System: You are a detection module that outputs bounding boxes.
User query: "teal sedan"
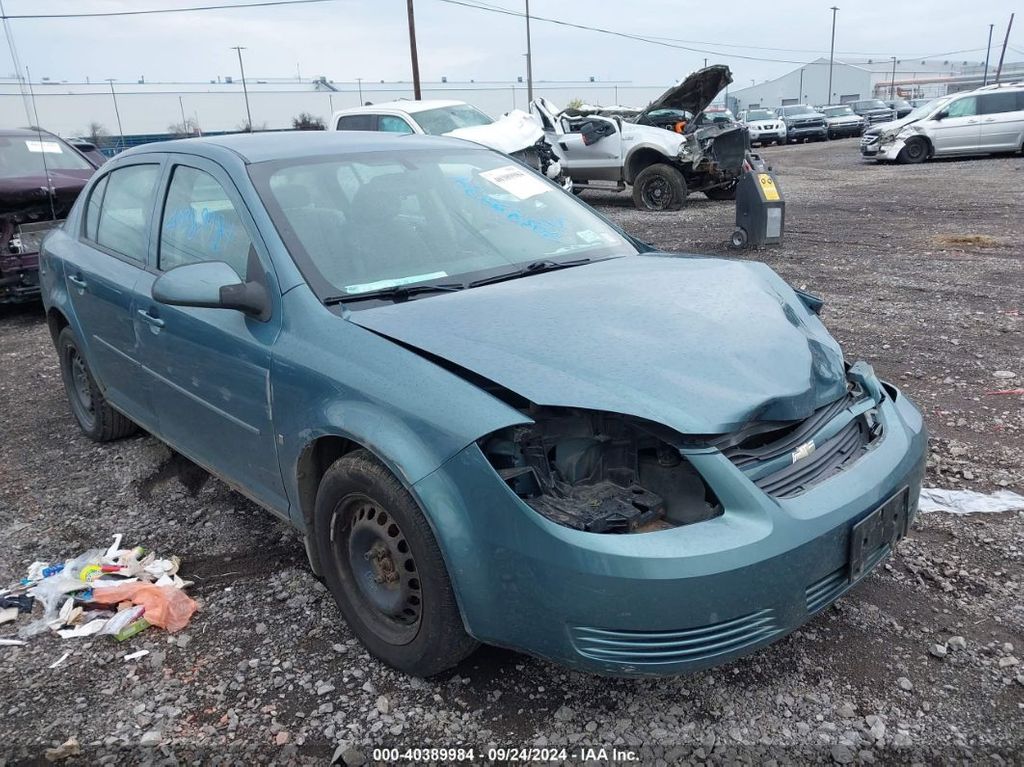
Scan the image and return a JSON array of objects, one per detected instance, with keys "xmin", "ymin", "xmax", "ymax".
[{"xmin": 39, "ymin": 132, "xmax": 927, "ymax": 677}]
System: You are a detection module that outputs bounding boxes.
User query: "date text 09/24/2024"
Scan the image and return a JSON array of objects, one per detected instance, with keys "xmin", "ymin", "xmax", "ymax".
[{"xmin": 372, "ymin": 747, "xmax": 640, "ymax": 762}]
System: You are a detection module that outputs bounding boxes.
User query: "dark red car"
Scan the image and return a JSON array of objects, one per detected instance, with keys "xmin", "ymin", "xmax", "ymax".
[{"xmin": 1, "ymin": 129, "xmax": 100, "ymax": 304}]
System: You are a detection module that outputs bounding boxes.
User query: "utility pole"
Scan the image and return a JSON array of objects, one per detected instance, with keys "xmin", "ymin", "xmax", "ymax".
[
  {"xmin": 798, "ymin": 68, "xmax": 804, "ymax": 102},
  {"xmin": 178, "ymin": 95, "xmax": 188, "ymax": 133},
  {"xmin": 406, "ymin": 0, "xmax": 421, "ymax": 100},
  {"xmin": 889, "ymin": 56, "xmax": 897, "ymax": 99},
  {"xmin": 230, "ymin": 46, "xmax": 253, "ymax": 131},
  {"xmin": 525, "ymin": 0, "xmax": 534, "ymax": 102},
  {"xmin": 827, "ymin": 6, "xmax": 839, "ymax": 106},
  {"xmin": 105, "ymin": 79, "xmax": 124, "ymax": 152},
  {"xmin": 994, "ymin": 13, "xmax": 1014, "ymax": 84},
  {"xmin": 983, "ymin": 23, "xmax": 994, "ymax": 86},
  {"xmin": 356, "ymin": 77, "xmax": 363, "ymax": 104}
]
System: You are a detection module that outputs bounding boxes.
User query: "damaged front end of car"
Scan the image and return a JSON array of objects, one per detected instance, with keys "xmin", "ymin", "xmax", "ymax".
[{"xmin": 478, "ymin": 362, "xmax": 890, "ymax": 536}]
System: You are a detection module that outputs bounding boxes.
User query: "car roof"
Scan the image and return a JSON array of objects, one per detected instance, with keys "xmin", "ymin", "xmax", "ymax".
[
  {"xmin": 117, "ymin": 130, "xmax": 475, "ymax": 164},
  {"xmin": 334, "ymin": 99, "xmax": 467, "ymax": 115},
  {"xmin": 0, "ymin": 127, "xmax": 65, "ymax": 139}
]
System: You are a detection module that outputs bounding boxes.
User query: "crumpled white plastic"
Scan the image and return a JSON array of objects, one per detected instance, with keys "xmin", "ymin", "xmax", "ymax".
[{"xmin": 919, "ymin": 487, "xmax": 1024, "ymax": 515}]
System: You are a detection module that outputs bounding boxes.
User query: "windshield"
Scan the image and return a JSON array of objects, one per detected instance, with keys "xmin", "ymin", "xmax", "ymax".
[
  {"xmin": 822, "ymin": 106, "xmax": 854, "ymax": 117},
  {"xmin": 251, "ymin": 147, "xmax": 637, "ymax": 301},
  {"xmin": 782, "ymin": 106, "xmax": 815, "ymax": 115},
  {"xmin": 910, "ymin": 97, "xmax": 950, "ymax": 120},
  {"xmin": 744, "ymin": 109, "xmax": 774, "ymax": 120},
  {"xmin": 413, "ymin": 105, "xmax": 493, "ymax": 135},
  {"xmin": 854, "ymin": 100, "xmax": 888, "ymax": 110},
  {"xmin": 0, "ymin": 135, "xmax": 93, "ymax": 179}
]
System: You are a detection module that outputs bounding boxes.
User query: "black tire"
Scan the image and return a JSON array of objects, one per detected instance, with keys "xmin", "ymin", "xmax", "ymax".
[
  {"xmin": 730, "ymin": 228, "xmax": 748, "ymax": 248},
  {"xmin": 705, "ymin": 182, "xmax": 737, "ymax": 201},
  {"xmin": 632, "ymin": 163, "xmax": 687, "ymax": 211},
  {"xmin": 57, "ymin": 327, "xmax": 137, "ymax": 442},
  {"xmin": 897, "ymin": 137, "xmax": 929, "ymax": 164},
  {"xmin": 571, "ymin": 185, "xmax": 585, "ymax": 196},
  {"xmin": 314, "ymin": 450, "xmax": 478, "ymax": 677}
]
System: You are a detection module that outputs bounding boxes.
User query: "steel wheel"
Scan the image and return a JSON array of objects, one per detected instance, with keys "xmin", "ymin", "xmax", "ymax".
[
  {"xmin": 334, "ymin": 494, "xmax": 421, "ymax": 645},
  {"xmin": 66, "ymin": 345, "xmax": 96, "ymax": 431}
]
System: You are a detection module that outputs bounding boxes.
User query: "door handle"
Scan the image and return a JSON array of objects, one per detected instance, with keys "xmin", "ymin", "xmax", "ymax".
[
  {"xmin": 983, "ymin": 118, "xmax": 996, "ymax": 122},
  {"xmin": 967, "ymin": 119, "xmax": 978, "ymax": 124},
  {"xmin": 67, "ymin": 274, "xmax": 87, "ymax": 290},
  {"xmin": 136, "ymin": 308, "xmax": 165, "ymax": 330}
]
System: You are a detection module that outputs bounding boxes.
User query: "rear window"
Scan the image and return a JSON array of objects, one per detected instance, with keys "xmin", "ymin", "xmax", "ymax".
[
  {"xmin": 979, "ymin": 92, "xmax": 1020, "ymax": 115},
  {"xmin": 0, "ymin": 135, "xmax": 93, "ymax": 179},
  {"xmin": 336, "ymin": 114, "xmax": 377, "ymax": 131}
]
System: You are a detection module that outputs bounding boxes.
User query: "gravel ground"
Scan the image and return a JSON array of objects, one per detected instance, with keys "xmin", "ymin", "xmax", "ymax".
[{"xmin": 1, "ymin": 140, "xmax": 1022, "ymax": 764}]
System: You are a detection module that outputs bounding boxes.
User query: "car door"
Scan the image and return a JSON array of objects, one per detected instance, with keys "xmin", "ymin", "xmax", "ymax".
[
  {"xmin": 134, "ymin": 156, "xmax": 287, "ymax": 511},
  {"xmin": 553, "ymin": 116, "xmax": 623, "ymax": 181},
  {"xmin": 378, "ymin": 114, "xmax": 415, "ymax": 134},
  {"xmin": 67, "ymin": 160, "xmax": 163, "ymax": 426},
  {"xmin": 976, "ymin": 92, "xmax": 1024, "ymax": 151},
  {"xmin": 929, "ymin": 95, "xmax": 981, "ymax": 155}
]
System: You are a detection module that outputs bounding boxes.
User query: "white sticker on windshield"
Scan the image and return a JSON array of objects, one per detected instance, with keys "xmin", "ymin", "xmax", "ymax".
[
  {"xmin": 25, "ymin": 140, "xmax": 63, "ymax": 154},
  {"xmin": 576, "ymin": 230, "xmax": 603, "ymax": 244},
  {"xmin": 344, "ymin": 271, "xmax": 448, "ymax": 294},
  {"xmin": 479, "ymin": 165, "xmax": 550, "ymax": 200}
]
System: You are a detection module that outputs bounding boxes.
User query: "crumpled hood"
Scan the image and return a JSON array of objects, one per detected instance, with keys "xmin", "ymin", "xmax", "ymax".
[
  {"xmin": 445, "ymin": 109, "xmax": 545, "ymax": 154},
  {"xmin": 0, "ymin": 169, "xmax": 93, "ymax": 223},
  {"xmin": 636, "ymin": 65, "xmax": 733, "ymax": 126},
  {"xmin": 348, "ymin": 255, "xmax": 848, "ymax": 436}
]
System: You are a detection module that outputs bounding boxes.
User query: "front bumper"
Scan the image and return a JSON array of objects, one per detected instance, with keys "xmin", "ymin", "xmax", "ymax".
[
  {"xmin": 748, "ymin": 129, "xmax": 786, "ymax": 143},
  {"xmin": 828, "ymin": 122, "xmax": 864, "ymax": 137},
  {"xmin": 415, "ymin": 382, "xmax": 928, "ymax": 676},
  {"xmin": 860, "ymin": 135, "xmax": 904, "ymax": 160},
  {"xmin": 0, "ymin": 251, "xmax": 41, "ymax": 304},
  {"xmin": 786, "ymin": 124, "xmax": 828, "ymax": 140}
]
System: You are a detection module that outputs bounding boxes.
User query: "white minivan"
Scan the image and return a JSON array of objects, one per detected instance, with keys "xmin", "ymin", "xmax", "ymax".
[{"xmin": 860, "ymin": 81, "xmax": 1024, "ymax": 163}]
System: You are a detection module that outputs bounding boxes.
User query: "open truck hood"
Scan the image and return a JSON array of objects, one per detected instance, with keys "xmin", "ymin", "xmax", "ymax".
[
  {"xmin": 636, "ymin": 65, "xmax": 733, "ymax": 126},
  {"xmin": 348, "ymin": 255, "xmax": 847, "ymax": 436}
]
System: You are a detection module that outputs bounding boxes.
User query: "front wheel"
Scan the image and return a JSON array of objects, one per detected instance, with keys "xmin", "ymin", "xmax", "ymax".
[
  {"xmin": 632, "ymin": 163, "xmax": 687, "ymax": 211},
  {"xmin": 314, "ymin": 450, "xmax": 478, "ymax": 677},
  {"xmin": 897, "ymin": 137, "xmax": 929, "ymax": 164},
  {"xmin": 57, "ymin": 327, "xmax": 137, "ymax": 442}
]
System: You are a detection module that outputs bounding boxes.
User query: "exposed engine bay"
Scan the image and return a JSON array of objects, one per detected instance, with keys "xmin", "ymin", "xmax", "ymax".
[{"xmin": 482, "ymin": 409, "xmax": 722, "ymax": 534}]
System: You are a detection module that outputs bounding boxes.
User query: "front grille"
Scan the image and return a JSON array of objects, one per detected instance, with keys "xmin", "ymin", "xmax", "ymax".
[
  {"xmin": 570, "ymin": 609, "xmax": 779, "ymax": 666},
  {"xmin": 805, "ymin": 567, "xmax": 848, "ymax": 613},
  {"xmin": 721, "ymin": 388, "xmax": 880, "ymax": 499}
]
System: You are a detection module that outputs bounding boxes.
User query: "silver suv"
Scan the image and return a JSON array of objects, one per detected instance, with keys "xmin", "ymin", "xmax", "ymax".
[{"xmin": 860, "ymin": 81, "xmax": 1024, "ymax": 163}]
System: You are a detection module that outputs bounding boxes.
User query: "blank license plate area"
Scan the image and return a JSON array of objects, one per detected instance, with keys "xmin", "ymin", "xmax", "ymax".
[{"xmin": 849, "ymin": 488, "xmax": 909, "ymax": 580}]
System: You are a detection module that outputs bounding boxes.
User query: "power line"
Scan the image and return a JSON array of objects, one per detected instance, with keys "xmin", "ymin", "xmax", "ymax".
[{"xmin": 0, "ymin": 0, "xmax": 336, "ymax": 19}]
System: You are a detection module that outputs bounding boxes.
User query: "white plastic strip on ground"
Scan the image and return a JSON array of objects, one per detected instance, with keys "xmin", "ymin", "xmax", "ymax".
[{"xmin": 919, "ymin": 487, "xmax": 1024, "ymax": 515}]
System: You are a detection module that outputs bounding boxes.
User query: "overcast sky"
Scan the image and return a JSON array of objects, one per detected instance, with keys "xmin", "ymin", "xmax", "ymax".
[{"xmin": 3, "ymin": 0, "xmax": 1021, "ymax": 88}]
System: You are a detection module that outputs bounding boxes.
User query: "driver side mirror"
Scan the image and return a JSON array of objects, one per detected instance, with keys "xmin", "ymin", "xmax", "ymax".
[
  {"xmin": 152, "ymin": 261, "xmax": 270, "ymax": 321},
  {"xmin": 933, "ymin": 110, "xmax": 948, "ymax": 121}
]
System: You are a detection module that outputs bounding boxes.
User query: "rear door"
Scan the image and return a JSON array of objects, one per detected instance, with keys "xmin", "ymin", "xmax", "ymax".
[
  {"xmin": 67, "ymin": 160, "xmax": 163, "ymax": 425},
  {"xmin": 929, "ymin": 96, "xmax": 981, "ymax": 155},
  {"xmin": 977, "ymin": 91, "xmax": 1024, "ymax": 151},
  {"xmin": 134, "ymin": 156, "xmax": 287, "ymax": 510}
]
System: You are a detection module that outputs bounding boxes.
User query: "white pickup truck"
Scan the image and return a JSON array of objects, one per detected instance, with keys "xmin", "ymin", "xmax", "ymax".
[{"xmin": 531, "ymin": 66, "xmax": 749, "ymax": 210}]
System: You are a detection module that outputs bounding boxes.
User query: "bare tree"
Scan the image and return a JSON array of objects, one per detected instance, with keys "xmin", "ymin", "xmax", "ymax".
[
  {"xmin": 167, "ymin": 117, "xmax": 201, "ymax": 137},
  {"xmin": 235, "ymin": 120, "xmax": 268, "ymax": 133},
  {"xmin": 291, "ymin": 112, "xmax": 325, "ymax": 130},
  {"xmin": 85, "ymin": 121, "xmax": 108, "ymax": 144}
]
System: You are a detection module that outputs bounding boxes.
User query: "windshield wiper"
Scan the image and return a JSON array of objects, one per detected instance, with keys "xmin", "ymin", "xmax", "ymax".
[
  {"xmin": 324, "ymin": 282, "xmax": 464, "ymax": 305},
  {"xmin": 468, "ymin": 258, "xmax": 593, "ymax": 289}
]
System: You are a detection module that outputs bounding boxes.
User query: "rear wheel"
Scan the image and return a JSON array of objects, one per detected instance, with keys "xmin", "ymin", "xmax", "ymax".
[
  {"xmin": 314, "ymin": 450, "xmax": 478, "ymax": 677},
  {"xmin": 57, "ymin": 327, "xmax": 137, "ymax": 442},
  {"xmin": 632, "ymin": 163, "xmax": 687, "ymax": 211},
  {"xmin": 898, "ymin": 137, "xmax": 929, "ymax": 164}
]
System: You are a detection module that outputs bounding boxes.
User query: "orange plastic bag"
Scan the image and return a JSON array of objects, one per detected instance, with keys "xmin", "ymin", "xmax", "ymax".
[{"xmin": 89, "ymin": 583, "xmax": 197, "ymax": 632}]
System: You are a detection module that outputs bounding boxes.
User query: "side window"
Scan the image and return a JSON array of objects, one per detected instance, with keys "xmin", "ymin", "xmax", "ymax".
[
  {"xmin": 335, "ymin": 114, "xmax": 377, "ymax": 131},
  {"xmin": 979, "ymin": 92, "xmax": 1018, "ymax": 115},
  {"xmin": 378, "ymin": 115, "xmax": 414, "ymax": 134},
  {"xmin": 946, "ymin": 97, "xmax": 977, "ymax": 118},
  {"xmin": 159, "ymin": 165, "xmax": 252, "ymax": 279},
  {"xmin": 84, "ymin": 174, "xmax": 109, "ymax": 241},
  {"xmin": 94, "ymin": 164, "xmax": 161, "ymax": 262}
]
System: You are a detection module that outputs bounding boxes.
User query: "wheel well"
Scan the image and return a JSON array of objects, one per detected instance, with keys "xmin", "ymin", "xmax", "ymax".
[
  {"xmin": 907, "ymin": 134, "xmax": 933, "ymax": 157},
  {"xmin": 46, "ymin": 308, "xmax": 69, "ymax": 347},
  {"xmin": 625, "ymin": 148, "xmax": 670, "ymax": 184},
  {"xmin": 296, "ymin": 435, "xmax": 359, "ymax": 534}
]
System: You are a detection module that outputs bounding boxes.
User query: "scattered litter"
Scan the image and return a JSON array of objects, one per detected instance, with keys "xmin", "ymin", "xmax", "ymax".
[
  {"xmin": 44, "ymin": 736, "xmax": 81, "ymax": 762},
  {"xmin": 0, "ymin": 638, "xmax": 27, "ymax": 646},
  {"xmin": 919, "ymin": 487, "xmax": 1024, "ymax": 515},
  {"xmin": 49, "ymin": 652, "xmax": 70, "ymax": 669},
  {"xmin": 0, "ymin": 534, "xmax": 197, "ymax": 644},
  {"xmin": 124, "ymin": 649, "xmax": 150, "ymax": 662}
]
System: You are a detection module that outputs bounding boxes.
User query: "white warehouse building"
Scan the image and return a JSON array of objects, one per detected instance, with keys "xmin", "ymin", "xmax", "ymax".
[{"xmin": 726, "ymin": 57, "xmax": 987, "ymax": 111}]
